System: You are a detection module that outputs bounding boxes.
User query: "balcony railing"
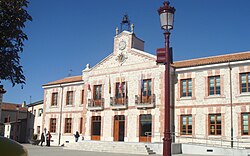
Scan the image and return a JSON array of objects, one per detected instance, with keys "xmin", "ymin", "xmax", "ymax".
[
  {"xmin": 87, "ymin": 98, "xmax": 104, "ymax": 111},
  {"xmin": 135, "ymin": 94, "xmax": 155, "ymax": 109},
  {"xmin": 110, "ymin": 97, "xmax": 128, "ymax": 110}
]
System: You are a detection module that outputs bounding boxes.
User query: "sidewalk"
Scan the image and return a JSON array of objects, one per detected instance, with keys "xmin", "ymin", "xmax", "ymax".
[{"xmin": 23, "ymin": 144, "xmax": 219, "ymax": 156}]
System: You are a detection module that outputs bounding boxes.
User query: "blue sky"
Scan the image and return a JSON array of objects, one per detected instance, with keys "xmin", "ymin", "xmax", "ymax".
[{"xmin": 2, "ymin": 0, "xmax": 250, "ymax": 104}]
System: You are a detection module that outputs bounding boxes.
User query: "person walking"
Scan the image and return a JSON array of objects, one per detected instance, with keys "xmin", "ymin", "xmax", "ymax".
[
  {"xmin": 40, "ymin": 133, "xmax": 45, "ymax": 147},
  {"xmin": 46, "ymin": 131, "xmax": 52, "ymax": 146},
  {"xmin": 74, "ymin": 131, "xmax": 80, "ymax": 142}
]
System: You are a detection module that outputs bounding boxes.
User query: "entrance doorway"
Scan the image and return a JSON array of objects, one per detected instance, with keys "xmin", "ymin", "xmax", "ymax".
[
  {"xmin": 113, "ymin": 115, "xmax": 125, "ymax": 141},
  {"xmin": 139, "ymin": 114, "xmax": 152, "ymax": 142},
  {"xmin": 91, "ymin": 116, "xmax": 101, "ymax": 140}
]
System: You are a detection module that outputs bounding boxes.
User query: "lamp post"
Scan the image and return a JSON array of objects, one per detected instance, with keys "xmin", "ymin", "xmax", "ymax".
[
  {"xmin": 0, "ymin": 85, "xmax": 6, "ymax": 123},
  {"xmin": 157, "ymin": 1, "xmax": 175, "ymax": 156},
  {"xmin": 14, "ymin": 105, "xmax": 19, "ymax": 141}
]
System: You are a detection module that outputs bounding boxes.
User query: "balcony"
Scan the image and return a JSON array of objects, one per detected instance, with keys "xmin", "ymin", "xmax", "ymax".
[
  {"xmin": 135, "ymin": 94, "xmax": 156, "ymax": 109},
  {"xmin": 110, "ymin": 97, "xmax": 128, "ymax": 110},
  {"xmin": 87, "ymin": 98, "xmax": 104, "ymax": 111}
]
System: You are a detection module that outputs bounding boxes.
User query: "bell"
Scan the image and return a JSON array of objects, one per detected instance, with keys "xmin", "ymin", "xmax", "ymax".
[{"xmin": 122, "ymin": 15, "xmax": 129, "ymax": 24}]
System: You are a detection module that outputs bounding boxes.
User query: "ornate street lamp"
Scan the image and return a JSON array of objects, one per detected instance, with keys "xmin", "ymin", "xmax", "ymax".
[
  {"xmin": 157, "ymin": 1, "xmax": 175, "ymax": 156},
  {"xmin": 0, "ymin": 85, "xmax": 6, "ymax": 122}
]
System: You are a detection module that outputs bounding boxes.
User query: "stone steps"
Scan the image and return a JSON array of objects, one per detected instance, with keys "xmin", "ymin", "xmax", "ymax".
[{"xmin": 64, "ymin": 141, "xmax": 156, "ymax": 155}]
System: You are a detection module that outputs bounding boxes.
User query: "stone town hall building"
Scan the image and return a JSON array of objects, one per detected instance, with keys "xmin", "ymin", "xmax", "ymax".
[{"xmin": 42, "ymin": 28, "xmax": 250, "ymax": 148}]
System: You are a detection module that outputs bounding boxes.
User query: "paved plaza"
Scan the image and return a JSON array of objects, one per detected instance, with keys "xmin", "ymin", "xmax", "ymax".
[
  {"xmin": 23, "ymin": 144, "xmax": 219, "ymax": 156},
  {"xmin": 23, "ymin": 144, "xmax": 157, "ymax": 156}
]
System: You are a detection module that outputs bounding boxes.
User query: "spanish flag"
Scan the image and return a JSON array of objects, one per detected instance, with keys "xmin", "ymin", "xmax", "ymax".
[
  {"xmin": 88, "ymin": 84, "xmax": 91, "ymax": 91},
  {"xmin": 119, "ymin": 77, "xmax": 123, "ymax": 95},
  {"xmin": 108, "ymin": 76, "xmax": 111, "ymax": 94}
]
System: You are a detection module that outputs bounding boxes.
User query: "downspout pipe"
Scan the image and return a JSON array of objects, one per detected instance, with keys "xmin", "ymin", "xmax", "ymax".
[
  {"xmin": 58, "ymin": 84, "xmax": 64, "ymax": 146},
  {"xmin": 228, "ymin": 62, "xmax": 233, "ymax": 148}
]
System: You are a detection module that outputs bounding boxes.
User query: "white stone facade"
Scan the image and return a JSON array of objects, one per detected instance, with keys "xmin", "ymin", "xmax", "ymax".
[
  {"xmin": 27, "ymin": 100, "xmax": 44, "ymax": 140},
  {"xmin": 42, "ymin": 29, "xmax": 250, "ymax": 148},
  {"xmin": 174, "ymin": 59, "xmax": 250, "ymax": 148},
  {"xmin": 43, "ymin": 81, "xmax": 85, "ymax": 145},
  {"xmin": 42, "ymin": 31, "xmax": 167, "ymax": 146}
]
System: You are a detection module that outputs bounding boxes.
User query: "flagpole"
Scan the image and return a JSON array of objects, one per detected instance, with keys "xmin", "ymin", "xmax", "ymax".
[{"xmin": 141, "ymin": 73, "xmax": 143, "ymax": 104}]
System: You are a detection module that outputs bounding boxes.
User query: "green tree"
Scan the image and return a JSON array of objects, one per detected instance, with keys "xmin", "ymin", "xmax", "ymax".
[{"xmin": 0, "ymin": 0, "xmax": 32, "ymax": 86}]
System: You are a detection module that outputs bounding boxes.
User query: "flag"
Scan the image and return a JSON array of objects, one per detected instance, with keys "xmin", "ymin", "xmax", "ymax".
[
  {"xmin": 88, "ymin": 84, "xmax": 91, "ymax": 91},
  {"xmin": 125, "ymin": 81, "xmax": 128, "ymax": 97},
  {"xmin": 119, "ymin": 77, "xmax": 123, "ymax": 96},
  {"xmin": 140, "ymin": 74, "xmax": 144, "ymax": 103},
  {"xmin": 108, "ymin": 76, "xmax": 111, "ymax": 94},
  {"xmin": 141, "ymin": 74, "xmax": 144, "ymax": 94}
]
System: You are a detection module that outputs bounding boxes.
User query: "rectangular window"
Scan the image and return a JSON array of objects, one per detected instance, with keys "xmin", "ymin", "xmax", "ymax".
[
  {"xmin": 50, "ymin": 118, "xmax": 56, "ymax": 133},
  {"xmin": 51, "ymin": 92, "xmax": 58, "ymax": 106},
  {"xmin": 242, "ymin": 113, "xmax": 250, "ymax": 135},
  {"xmin": 181, "ymin": 115, "xmax": 192, "ymax": 135},
  {"xmin": 64, "ymin": 118, "xmax": 72, "ymax": 133},
  {"xmin": 181, "ymin": 79, "xmax": 192, "ymax": 97},
  {"xmin": 240, "ymin": 73, "xmax": 250, "ymax": 93},
  {"xmin": 94, "ymin": 85, "xmax": 102, "ymax": 100},
  {"xmin": 34, "ymin": 110, "xmax": 36, "ymax": 117},
  {"xmin": 115, "ymin": 82, "xmax": 126, "ymax": 98},
  {"xmin": 209, "ymin": 76, "xmax": 220, "ymax": 95},
  {"xmin": 66, "ymin": 91, "xmax": 74, "ymax": 105},
  {"xmin": 142, "ymin": 79, "xmax": 152, "ymax": 96},
  {"xmin": 38, "ymin": 108, "xmax": 43, "ymax": 117},
  {"xmin": 81, "ymin": 89, "xmax": 84, "ymax": 104},
  {"xmin": 209, "ymin": 114, "xmax": 221, "ymax": 135}
]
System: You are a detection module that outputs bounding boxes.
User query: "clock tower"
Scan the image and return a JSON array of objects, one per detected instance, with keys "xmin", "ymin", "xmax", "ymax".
[{"xmin": 113, "ymin": 15, "xmax": 144, "ymax": 57}]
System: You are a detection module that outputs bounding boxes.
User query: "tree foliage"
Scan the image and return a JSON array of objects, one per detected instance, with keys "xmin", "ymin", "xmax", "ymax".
[{"xmin": 0, "ymin": 0, "xmax": 32, "ymax": 86}]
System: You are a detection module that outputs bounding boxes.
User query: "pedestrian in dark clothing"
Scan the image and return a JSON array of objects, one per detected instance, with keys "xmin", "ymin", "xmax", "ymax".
[
  {"xmin": 40, "ymin": 133, "xmax": 45, "ymax": 146},
  {"xmin": 46, "ymin": 131, "xmax": 52, "ymax": 146},
  {"xmin": 74, "ymin": 131, "xmax": 80, "ymax": 142}
]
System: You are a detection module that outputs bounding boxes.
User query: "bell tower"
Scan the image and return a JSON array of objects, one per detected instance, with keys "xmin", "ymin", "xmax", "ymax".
[
  {"xmin": 114, "ymin": 15, "xmax": 144, "ymax": 56},
  {"xmin": 120, "ymin": 14, "xmax": 131, "ymax": 33}
]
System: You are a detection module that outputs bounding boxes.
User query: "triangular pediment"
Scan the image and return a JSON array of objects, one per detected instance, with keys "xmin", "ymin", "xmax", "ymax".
[{"xmin": 88, "ymin": 49, "xmax": 156, "ymax": 74}]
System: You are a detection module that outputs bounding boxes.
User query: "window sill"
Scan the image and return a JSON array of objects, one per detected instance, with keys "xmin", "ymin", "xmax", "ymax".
[
  {"xmin": 178, "ymin": 135, "xmax": 192, "ymax": 138},
  {"xmin": 238, "ymin": 92, "xmax": 250, "ymax": 97},
  {"xmin": 180, "ymin": 97, "xmax": 193, "ymax": 100},
  {"xmin": 62, "ymin": 133, "xmax": 73, "ymax": 136},
  {"xmin": 50, "ymin": 105, "xmax": 58, "ymax": 108},
  {"xmin": 65, "ymin": 105, "xmax": 73, "ymax": 107},
  {"xmin": 239, "ymin": 135, "xmax": 250, "ymax": 139},
  {"xmin": 205, "ymin": 95, "xmax": 225, "ymax": 99},
  {"xmin": 207, "ymin": 135, "xmax": 222, "ymax": 139}
]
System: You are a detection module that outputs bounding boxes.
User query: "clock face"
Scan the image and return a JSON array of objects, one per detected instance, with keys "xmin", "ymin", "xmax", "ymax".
[{"xmin": 119, "ymin": 40, "xmax": 126, "ymax": 50}]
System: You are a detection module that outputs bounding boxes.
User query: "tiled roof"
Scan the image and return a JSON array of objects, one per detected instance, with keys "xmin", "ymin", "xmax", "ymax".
[
  {"xmin": 28, "ymin": 100, "xmax": 43, "ymax": 107},
  {"xmin": 1, "ymin": 103, "xmax": 27, "ymax": 111},
  {"xmin": 173, "ymin": 51, "xmax": 250, "ymax": 68},
  {"xmin": 43, "ymin": 75, "xmax": 83, "ymax": 86}
]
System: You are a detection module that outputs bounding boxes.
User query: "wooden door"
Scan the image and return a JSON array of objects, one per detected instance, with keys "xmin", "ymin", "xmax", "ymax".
[
  {"xmin": 91, "ymin": 135, "xmax": 100, "ymax": 140},
  {"xmin": 139, "ymin": 136, "xmax": 151, "ymax": 142},
  {"xmin": 114, "ymin": 115, "xmax": 125, "ymax": 141},
  {"xmin": 91, "ymin": 116, "xmax": 101, "ymax": 140},
  {"xmin": 114, "ymin": 120, "xmax": 119, "ymax": 141},
  {"xmin": 119, "ymin": 121, "xmax": 125, "ymax": 141}
]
